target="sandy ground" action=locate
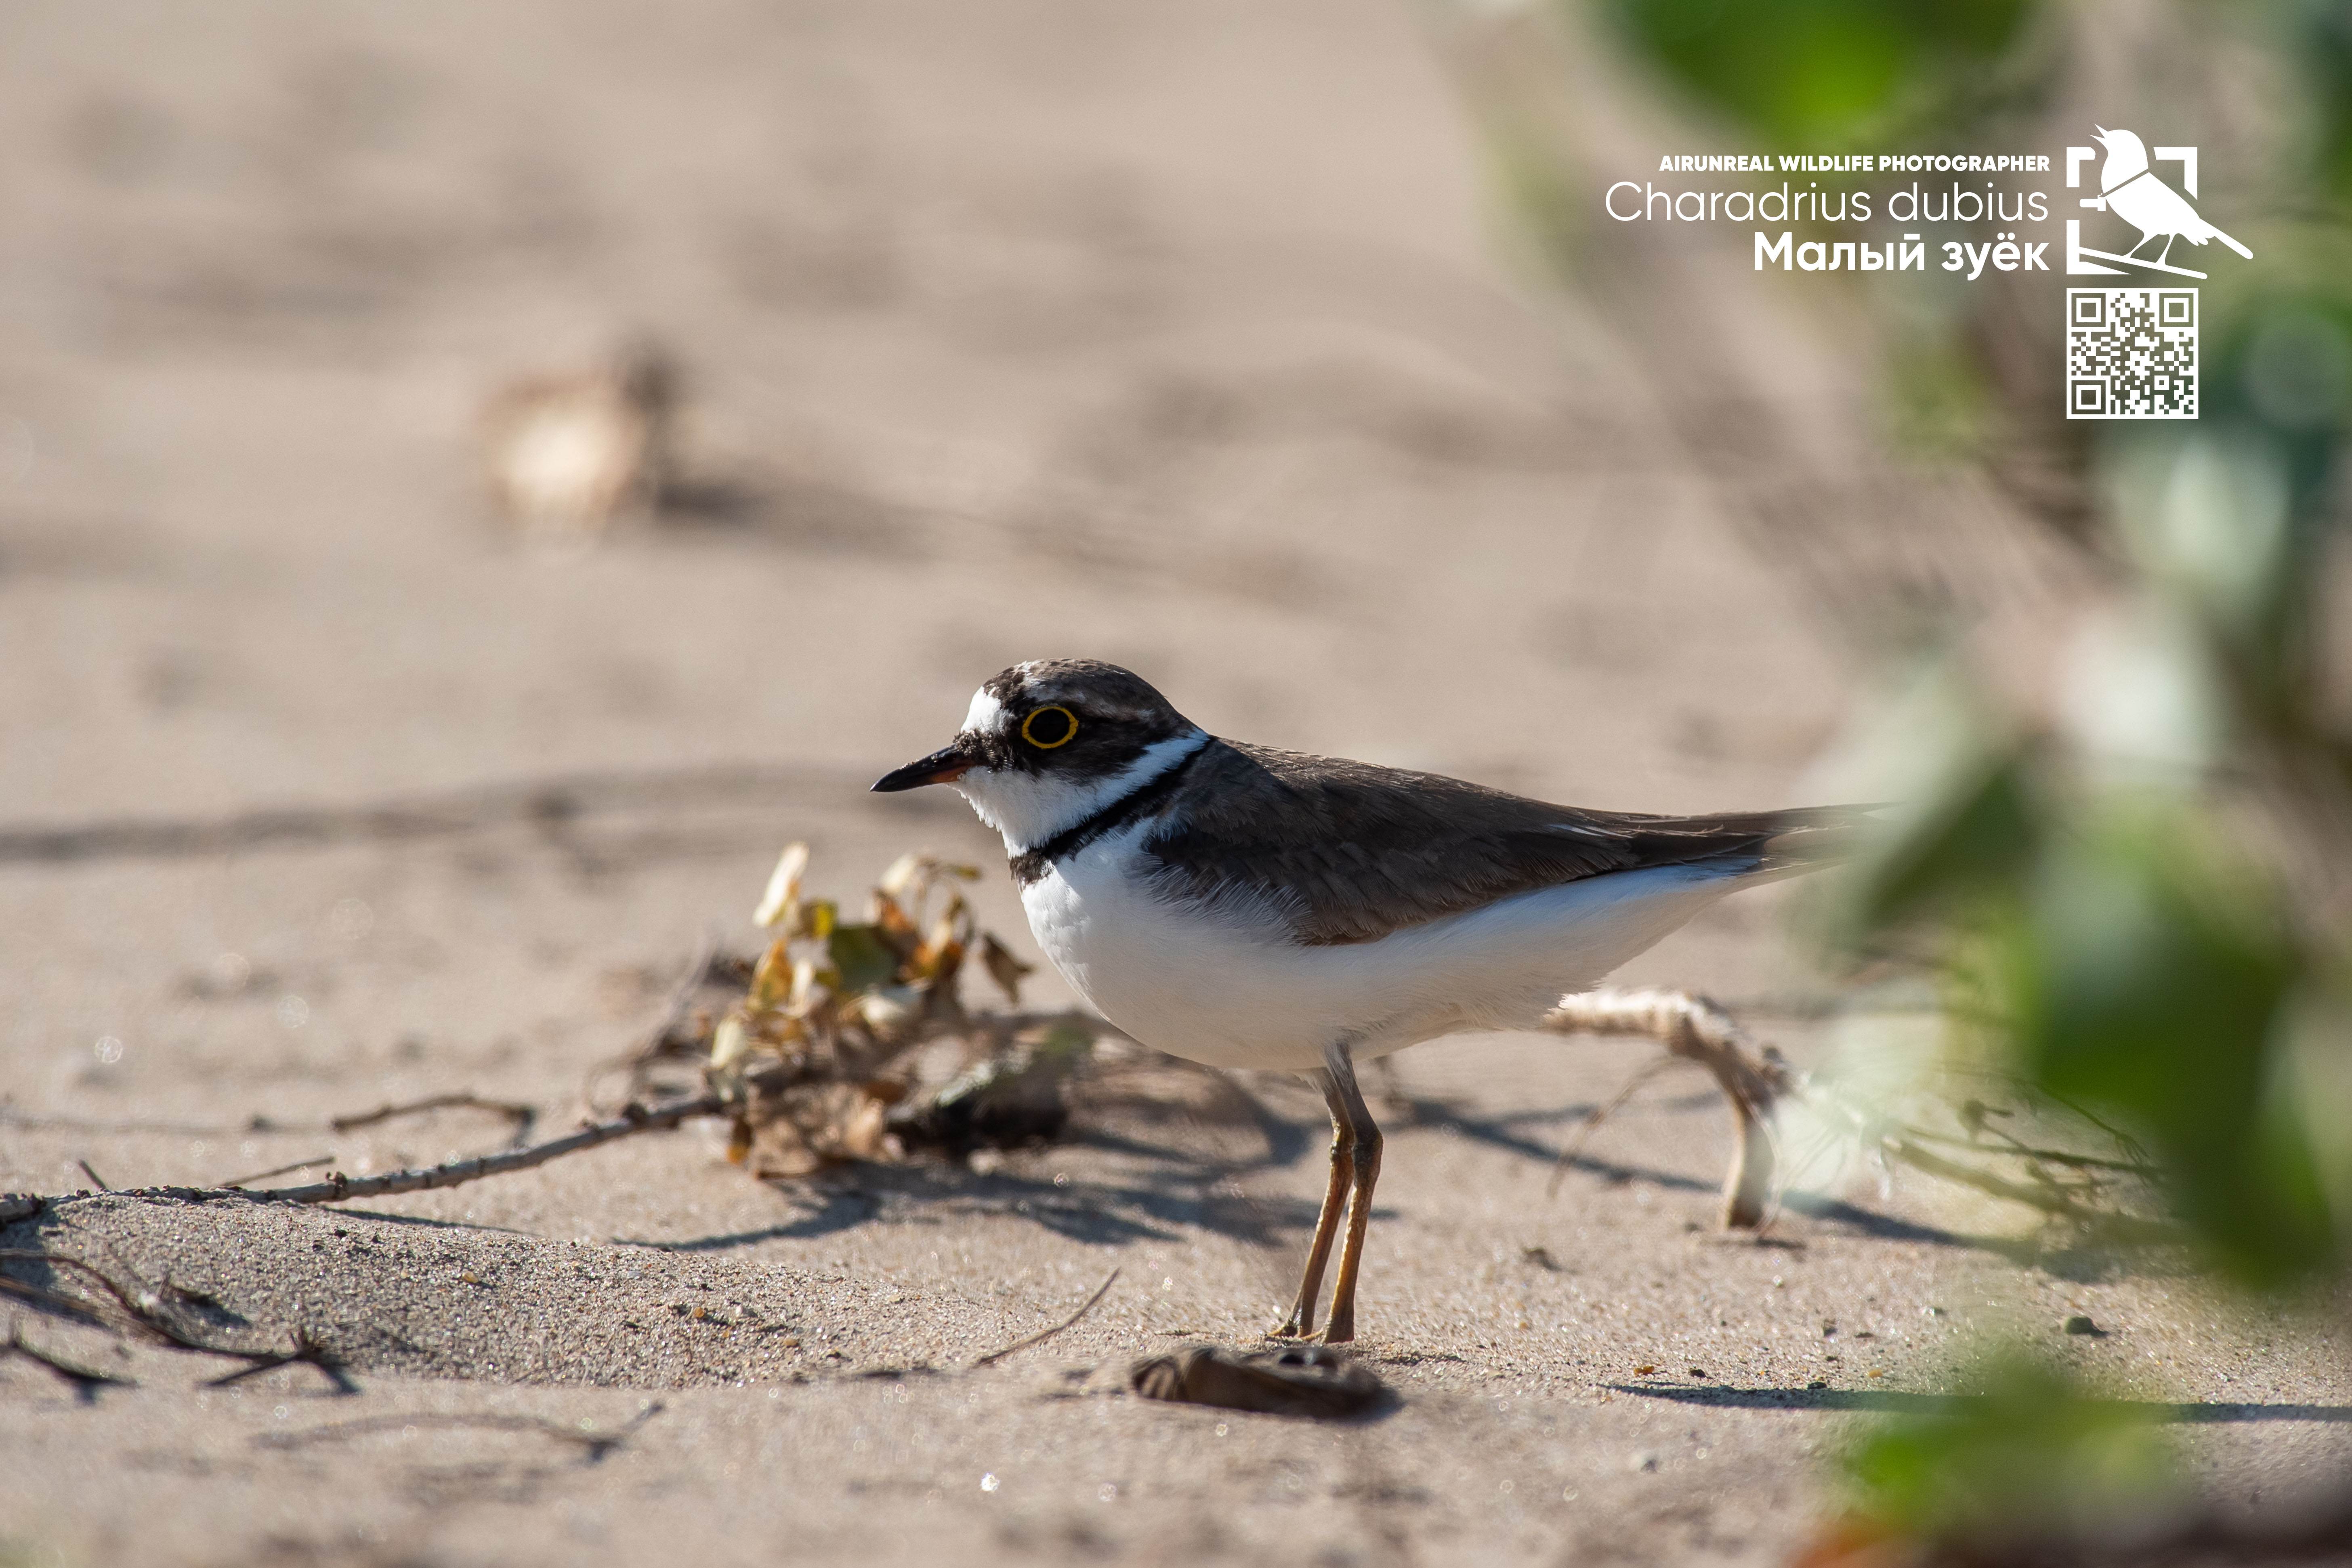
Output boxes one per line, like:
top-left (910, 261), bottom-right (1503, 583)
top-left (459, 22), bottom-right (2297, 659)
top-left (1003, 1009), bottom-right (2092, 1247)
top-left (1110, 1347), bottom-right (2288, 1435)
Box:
top-left (4, 2), bottom-right (2350, 1564)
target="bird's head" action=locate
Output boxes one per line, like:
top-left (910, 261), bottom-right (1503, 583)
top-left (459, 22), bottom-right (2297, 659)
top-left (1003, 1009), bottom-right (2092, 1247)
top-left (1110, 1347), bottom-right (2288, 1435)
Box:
top-left (872, 659), bottom-right (1203, 850)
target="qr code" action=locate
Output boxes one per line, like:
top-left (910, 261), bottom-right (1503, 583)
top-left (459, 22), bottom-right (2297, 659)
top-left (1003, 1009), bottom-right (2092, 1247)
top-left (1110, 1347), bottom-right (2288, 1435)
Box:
top-left (2066, 288), bottom-right (2197, 419)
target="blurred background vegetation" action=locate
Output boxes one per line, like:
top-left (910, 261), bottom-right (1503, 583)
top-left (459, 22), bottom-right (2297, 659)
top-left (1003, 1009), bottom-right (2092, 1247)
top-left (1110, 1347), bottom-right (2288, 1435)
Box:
top-left (1443, 0), bottom-right (2352, 1555)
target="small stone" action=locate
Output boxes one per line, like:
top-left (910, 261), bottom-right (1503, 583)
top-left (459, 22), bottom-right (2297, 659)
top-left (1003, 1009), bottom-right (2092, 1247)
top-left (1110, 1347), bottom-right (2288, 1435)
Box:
top-left (2062, 1314), bottom-right (2102, 1336)
top-left (1806, 1379), bottom-right (1829, 1390)
top-left (1632, 1364), bottom-right (1656, 1375)
top-left (1688, 1367), bottom-right (1709, 1379)
top-left (1629, 1450), bottom-right (1659, 1473)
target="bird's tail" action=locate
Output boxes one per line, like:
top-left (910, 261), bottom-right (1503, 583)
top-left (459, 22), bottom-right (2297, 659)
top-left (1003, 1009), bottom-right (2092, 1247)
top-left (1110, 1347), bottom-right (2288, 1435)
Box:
top-left (2212, 226), bottom-right (2253, 259)
top-left (1615, 802), bottom-right (1886, 887)
top-left (1747, 803), bottom-right (1886, 883)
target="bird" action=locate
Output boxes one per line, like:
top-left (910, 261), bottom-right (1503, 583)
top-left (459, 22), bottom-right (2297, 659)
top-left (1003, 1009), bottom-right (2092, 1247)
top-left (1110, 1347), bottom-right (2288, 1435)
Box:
top-left (2083, 126), bottom-right (2251, 270)
top-left (872, 659), bottom-right (1873, 1344)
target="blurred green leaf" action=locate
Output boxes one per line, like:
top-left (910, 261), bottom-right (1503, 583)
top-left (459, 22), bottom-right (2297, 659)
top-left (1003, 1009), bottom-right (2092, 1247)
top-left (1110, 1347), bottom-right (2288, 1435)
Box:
top-left (2006, 819), bottom-right (2333, 1285)
top-left (1849, 747), bottom-right (2039, 934)
top-left (1841, 1353), bottom-right (2176, 1543)
top-left (1598, 0), bottom-right (2032, 146)
top-left (826, 924), bottom-right (902, 995)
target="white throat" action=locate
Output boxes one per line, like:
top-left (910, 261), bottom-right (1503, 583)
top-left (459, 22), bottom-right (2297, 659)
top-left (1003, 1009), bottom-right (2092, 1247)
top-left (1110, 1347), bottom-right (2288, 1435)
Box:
top-left (953, 728), bottom-right (1208, 854)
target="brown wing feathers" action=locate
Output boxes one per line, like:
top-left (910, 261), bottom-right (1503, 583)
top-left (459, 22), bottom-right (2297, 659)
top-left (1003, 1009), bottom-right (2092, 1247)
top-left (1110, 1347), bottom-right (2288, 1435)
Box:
top-left (1138, 741), bottom-right (1871, 947)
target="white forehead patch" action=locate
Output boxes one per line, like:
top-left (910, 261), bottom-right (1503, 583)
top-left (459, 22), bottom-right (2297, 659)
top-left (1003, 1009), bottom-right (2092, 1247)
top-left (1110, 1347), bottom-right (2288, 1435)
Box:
top-left (962, 688), bottom-right (1009, 736)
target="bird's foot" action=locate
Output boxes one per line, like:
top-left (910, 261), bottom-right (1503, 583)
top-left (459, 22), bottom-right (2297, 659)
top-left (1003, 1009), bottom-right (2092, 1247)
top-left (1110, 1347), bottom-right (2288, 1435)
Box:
top-left (1266, 1316), bottom-right (1314, 1342)
top-left (1317, 1319), bottom-right (1356, 1346)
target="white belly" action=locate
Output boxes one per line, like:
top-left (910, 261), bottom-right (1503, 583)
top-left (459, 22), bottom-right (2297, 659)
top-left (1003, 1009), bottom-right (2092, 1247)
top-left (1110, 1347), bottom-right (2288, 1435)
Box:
top-left (1020, 824), bottom-right (1744, 1073)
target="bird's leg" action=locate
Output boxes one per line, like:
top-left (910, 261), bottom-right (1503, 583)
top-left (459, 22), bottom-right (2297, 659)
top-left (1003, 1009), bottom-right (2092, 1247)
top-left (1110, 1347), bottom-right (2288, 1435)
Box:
top-left (2155, 232), bottom-right (2177, 268)
top-left (1272, 1069), bottom-right (1353, 1340)
top-left (2123, 231), bottom-right (2159, 259)
top-left (1318, 1041), bottom-right (1384, 1345)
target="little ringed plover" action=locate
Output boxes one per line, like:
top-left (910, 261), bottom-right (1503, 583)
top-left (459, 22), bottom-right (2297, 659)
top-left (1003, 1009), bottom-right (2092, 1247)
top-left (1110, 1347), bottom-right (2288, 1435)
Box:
top-left (874, 659), bottom-right (1869, 1344)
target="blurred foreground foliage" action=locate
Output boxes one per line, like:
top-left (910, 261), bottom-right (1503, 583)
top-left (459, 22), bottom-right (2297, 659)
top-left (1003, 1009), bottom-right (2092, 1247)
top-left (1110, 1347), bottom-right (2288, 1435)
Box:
top-left (1569, 0), bottom-right (2352, 1288)
top-left (1827, 1355), bottom-right (2179, 1560)
top-left (1478, 0), bottom-right (2352, 1552)
top-left (1604, 0), bottom-right (2037, 149)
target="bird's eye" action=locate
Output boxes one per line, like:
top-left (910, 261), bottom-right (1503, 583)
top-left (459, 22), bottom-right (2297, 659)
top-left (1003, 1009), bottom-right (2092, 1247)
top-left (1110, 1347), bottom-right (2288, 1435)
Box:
top-left (1021, 705), bottom-right (1079, 749)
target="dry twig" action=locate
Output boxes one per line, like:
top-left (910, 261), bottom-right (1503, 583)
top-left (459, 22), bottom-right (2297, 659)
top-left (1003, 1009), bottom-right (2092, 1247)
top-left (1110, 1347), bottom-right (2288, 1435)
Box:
top-left (237, 1092), bottom-right (729, 1205)
top-left (329, 1094), bottom-right (536, 1144)
top-left (219, 1154), bottom-right (335, 1190)
top-left (1544, 1055), bottom-right (1679, 1199)
top-left (1539, 991), bottom-right (2171, 1239)
top-left (970, 1268), bottom-right (1121, 1369)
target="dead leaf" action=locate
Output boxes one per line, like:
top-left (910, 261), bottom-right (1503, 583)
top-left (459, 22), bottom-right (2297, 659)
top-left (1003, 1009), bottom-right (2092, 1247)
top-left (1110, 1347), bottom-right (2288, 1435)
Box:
top-left (981, 933), bottom-right (1035, 1005)
top-left (754, 842), bottom-right (811, 929)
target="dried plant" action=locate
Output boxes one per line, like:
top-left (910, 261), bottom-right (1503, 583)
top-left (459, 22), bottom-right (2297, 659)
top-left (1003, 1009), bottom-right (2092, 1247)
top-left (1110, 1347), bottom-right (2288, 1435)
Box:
top-left (706, 844), bottom-right (1094, 1177)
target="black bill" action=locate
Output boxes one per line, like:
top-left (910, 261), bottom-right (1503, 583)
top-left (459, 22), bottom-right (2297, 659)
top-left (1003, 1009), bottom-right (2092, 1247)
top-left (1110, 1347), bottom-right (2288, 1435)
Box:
top-left (871, 742), bottom-right (976, 793)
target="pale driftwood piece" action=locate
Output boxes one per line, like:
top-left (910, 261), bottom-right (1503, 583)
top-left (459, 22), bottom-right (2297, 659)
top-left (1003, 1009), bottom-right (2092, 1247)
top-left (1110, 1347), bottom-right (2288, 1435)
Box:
top-left (1539, 988), bottom-right (1792, 1228)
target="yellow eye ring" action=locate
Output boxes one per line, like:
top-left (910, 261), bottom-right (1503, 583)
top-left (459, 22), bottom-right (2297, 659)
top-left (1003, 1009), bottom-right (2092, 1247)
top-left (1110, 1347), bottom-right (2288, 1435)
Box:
top-left (1021, 704), bottom-right (1079, 749)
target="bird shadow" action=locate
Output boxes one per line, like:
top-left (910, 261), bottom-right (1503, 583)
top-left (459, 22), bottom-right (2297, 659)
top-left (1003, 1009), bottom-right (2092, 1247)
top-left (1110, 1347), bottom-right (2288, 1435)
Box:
top-left (1384, 1090), bottom-right (1720, 1196)
top-left (1383, 1089), bottom-right (2187, 1282)
top-left (609, 1077), bottom-right (2152, 1281)
top-left (616, 1143), bottom-right (1333, 1255)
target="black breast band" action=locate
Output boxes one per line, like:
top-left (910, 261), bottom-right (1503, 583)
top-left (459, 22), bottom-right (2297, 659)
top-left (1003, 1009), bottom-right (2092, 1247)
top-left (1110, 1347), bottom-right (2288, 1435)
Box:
top-left (1009, 738), bottom-right (1210, 887)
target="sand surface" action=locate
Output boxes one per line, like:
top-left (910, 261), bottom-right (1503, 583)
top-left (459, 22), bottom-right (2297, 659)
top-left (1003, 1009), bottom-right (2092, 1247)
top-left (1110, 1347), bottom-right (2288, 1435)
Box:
top-left (4, 2), bottom-right (2349, 1564)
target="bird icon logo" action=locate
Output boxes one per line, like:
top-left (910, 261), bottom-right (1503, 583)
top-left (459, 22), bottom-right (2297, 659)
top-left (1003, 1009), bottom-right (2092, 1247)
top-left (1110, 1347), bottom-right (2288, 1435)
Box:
top-left (2066, 127), bottom-right (2252, 278)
